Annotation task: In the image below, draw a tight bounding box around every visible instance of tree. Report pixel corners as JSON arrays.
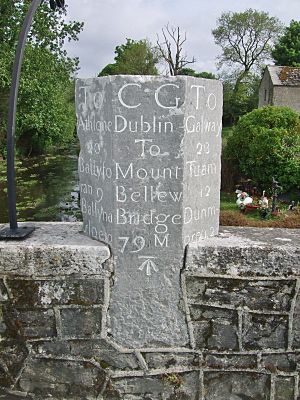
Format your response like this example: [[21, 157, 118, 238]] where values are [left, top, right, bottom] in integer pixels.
[[0, 0, 83, 155], [272, 20, 300, 67], [212, 9, 282, 125], [212, 9, 283, 77], [17, 45, 76, 155], [224, 106, 300, 191], [99, 39, 159, 76], [178, 68, 216, 79], [156, 24, 195, 76], [221, 70, 260, 125]]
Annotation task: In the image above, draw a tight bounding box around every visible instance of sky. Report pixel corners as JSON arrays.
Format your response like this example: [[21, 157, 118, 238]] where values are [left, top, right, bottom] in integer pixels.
[[64, 0, 300, 78]]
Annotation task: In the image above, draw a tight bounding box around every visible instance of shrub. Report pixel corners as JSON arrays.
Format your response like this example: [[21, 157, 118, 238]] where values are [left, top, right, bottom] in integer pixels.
[[224, 106, 300, 192]]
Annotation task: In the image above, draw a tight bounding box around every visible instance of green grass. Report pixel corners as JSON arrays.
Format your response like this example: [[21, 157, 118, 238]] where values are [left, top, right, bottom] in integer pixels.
[[220, 192, 237, 211], [220, 190, 300, 228]]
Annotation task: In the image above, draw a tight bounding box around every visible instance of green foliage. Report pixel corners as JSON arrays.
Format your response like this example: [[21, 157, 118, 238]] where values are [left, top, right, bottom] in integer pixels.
[[224, 106, 300, 191], [99, 38, 159, 76], [17, 46, 76, 154], [222, 71, 260, 125], [0, 0, 83, 156], [212, 9, 283, 73], [272, 20, 300, 67], [178, 68, 216, 79], [99, 63, 119, 76], [213, 9, 280, 126]]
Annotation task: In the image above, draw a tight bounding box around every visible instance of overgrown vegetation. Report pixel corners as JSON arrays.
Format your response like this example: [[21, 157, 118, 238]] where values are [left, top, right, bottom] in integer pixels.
[[220, 208, 300, 228], [0, 0, 83, 156], [224, 106, 300, 192]]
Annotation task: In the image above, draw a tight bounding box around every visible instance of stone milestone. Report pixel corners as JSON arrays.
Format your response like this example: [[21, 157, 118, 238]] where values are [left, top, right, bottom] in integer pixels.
[[76, 75, 222, 348]]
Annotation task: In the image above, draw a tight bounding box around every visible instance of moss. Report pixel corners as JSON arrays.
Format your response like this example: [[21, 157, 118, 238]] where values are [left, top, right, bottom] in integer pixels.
[[161, 373, 183, 387], [99, 360, 110, 369]]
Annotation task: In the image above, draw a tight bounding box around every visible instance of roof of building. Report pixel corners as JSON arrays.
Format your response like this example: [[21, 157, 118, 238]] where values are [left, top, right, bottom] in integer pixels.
[[266, 65, 300, 86]]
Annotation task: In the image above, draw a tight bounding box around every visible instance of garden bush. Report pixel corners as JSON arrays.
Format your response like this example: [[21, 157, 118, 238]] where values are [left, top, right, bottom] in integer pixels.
[[224, 106, 300, 192]]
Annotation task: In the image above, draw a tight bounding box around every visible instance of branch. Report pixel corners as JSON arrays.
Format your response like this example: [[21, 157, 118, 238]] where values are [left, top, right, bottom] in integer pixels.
[[157, 24, 195, 75]]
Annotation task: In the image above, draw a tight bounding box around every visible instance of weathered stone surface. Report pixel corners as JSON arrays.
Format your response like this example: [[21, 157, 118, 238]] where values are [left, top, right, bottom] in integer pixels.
[[104, 372, 199, 399], [204, 353, 257, 369], [189, 305, 239, 350], [60, 307, 102, 338], [0, 341, 28, 386], [0, 224, 299, 398], [274, 376, 295, 400], [261, 352, 300, 372], [186, 227, 300, 277], [18, 358, 106, 398], [0, 306, 6, 336], [292, 290, 300, 348], [76, 75, 222, 348], [242, 313, 288, 350], [185, 276, 296, 312], [7, 278, 105, 307], [203, 371, 271, 400], [104, 376, 173, 399], [0, 388, 33, 399], [3, 308, 56, 339], [0, 281, 8, 303], [30, 339, 140, 370], [143, 352, 198, 369], [0, 222, 110, 277]]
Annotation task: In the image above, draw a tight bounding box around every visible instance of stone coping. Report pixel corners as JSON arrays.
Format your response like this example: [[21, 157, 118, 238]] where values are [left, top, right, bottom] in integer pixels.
[[0, 223, 298, 277], [0, 222, 111, 277], [192, 226, 300, 248], [0, 222, 109, 249], [187, 226, 300, 277], [1, 223, 298, 249]]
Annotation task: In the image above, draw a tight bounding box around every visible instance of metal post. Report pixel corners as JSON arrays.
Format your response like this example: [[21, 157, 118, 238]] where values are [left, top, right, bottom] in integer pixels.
[[0, 0, 43, 239]]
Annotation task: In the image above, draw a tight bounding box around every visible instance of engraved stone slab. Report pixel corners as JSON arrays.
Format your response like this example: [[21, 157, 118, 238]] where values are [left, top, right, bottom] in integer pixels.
[[76, 75, 222, 348]]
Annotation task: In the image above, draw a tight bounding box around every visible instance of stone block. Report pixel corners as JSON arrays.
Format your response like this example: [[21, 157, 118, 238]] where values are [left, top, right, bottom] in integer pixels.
[[274, 376, 295, 400], [204, 353, 257, 369], [0, 223, 110, 277], [104, 376, 172, 398], [292, 290, 300, 348], [185, 276, 296, 312], [189, 305, 239, 350], [185, 227, 300, 277], [242, 313, 288, 350], [76, 75, 222, 348], [0, 341, 28, 386], [261, 352, 300, 372], [0, 306, 7, 336], [203, 371, 271, 400], [7, 278, 105, 307], [143, 352, 199, 369], [31, 339, 139, 370], [0, 280, 8, 302], [0, 388, 34, 399], [2, 307, 56, 339], [17, 358, 106, 398], [104, 372, 199, 399], [60, 307, 102, 338]]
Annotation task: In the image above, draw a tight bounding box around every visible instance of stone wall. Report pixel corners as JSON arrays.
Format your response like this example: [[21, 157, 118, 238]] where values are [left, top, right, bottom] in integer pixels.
[[0, 223, 299, 400], [273, 86, 300, 114]]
